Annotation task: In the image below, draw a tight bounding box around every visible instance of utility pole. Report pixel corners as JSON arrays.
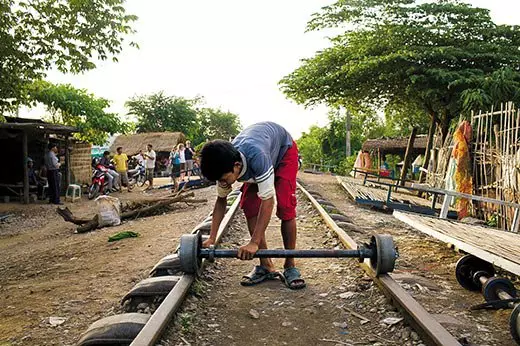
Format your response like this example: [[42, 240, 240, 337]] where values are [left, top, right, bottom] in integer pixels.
[[345, 109, 351, 157]]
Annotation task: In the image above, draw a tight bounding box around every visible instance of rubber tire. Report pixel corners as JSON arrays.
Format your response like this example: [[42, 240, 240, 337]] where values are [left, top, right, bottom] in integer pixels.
[[88, 184, 100, 200], [370, 234, 396, 276], [482, 277, 517, 302], [179, 233, 202, 275], [137, 174, 146, 187], [510, 304, 520, 345], [455, 254, 495, 291]]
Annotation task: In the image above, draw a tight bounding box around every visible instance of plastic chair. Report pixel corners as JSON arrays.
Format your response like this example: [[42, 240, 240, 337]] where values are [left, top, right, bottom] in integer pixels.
[[66, 184, 82, 202]]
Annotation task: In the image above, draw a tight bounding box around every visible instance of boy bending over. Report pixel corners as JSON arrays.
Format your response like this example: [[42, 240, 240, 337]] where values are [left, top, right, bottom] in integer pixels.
[[200, 122, 305, 289]]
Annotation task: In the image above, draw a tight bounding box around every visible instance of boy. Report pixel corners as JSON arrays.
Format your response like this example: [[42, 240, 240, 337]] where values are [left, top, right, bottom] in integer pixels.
[[143, 144, 156, 190], [200, 122, 305, 289]]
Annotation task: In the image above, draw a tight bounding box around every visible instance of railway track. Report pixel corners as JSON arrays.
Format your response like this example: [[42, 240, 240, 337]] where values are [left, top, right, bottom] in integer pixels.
[[76, 183, 462, 346]]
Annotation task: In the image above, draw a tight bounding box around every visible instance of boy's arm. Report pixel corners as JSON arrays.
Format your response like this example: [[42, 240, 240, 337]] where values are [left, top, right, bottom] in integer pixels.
[[202, 196, 227, 247]]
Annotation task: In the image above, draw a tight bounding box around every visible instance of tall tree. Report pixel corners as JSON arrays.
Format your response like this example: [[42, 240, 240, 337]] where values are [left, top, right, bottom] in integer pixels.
[[126, 92, 200, 135], [28, 80, 130, 145], [195, 108, 242, 142], [280, 0, 520, 139], [1, 0, 137, 111]]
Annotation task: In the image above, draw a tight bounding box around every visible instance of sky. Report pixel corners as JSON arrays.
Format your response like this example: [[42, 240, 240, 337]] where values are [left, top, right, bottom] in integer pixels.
[[22, 0, 520, 140]]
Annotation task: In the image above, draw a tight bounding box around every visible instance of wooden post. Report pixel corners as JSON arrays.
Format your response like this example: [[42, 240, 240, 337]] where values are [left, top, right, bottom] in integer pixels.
[[65, 138, 71, 188], [439, 195, 452, 219], [399, 127, 418, 186], [419, 115, 436, 183], [22, 131, 29, 204]]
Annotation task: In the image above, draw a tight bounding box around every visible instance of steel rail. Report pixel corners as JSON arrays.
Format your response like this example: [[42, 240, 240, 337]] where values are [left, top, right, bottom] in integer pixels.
[[300, 180, 461, 346], [130, 194, 241, 346]]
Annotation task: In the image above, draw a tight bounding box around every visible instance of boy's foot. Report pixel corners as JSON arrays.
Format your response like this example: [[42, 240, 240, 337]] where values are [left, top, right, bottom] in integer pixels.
[[282, 267, 306, 290], [240, 265, 280, 286]]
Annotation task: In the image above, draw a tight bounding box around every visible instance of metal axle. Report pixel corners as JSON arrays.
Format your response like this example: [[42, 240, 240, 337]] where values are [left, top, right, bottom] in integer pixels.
[[199, 248, 374, 259]]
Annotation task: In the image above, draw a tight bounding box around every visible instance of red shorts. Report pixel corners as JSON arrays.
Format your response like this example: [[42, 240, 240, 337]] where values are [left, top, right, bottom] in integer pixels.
[[240, 141, 298, 221]]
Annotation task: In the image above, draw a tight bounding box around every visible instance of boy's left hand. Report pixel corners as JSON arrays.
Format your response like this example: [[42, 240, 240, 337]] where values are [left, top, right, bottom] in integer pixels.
[[237, 241, 259, 260]]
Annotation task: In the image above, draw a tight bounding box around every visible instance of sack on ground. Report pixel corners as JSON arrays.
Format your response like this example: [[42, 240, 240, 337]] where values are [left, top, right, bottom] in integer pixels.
[[95, 195, 121, 227]]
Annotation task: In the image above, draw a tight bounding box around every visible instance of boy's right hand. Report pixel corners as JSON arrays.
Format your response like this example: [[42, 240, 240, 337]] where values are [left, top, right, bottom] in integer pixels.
[[202, 238, 215, 248]]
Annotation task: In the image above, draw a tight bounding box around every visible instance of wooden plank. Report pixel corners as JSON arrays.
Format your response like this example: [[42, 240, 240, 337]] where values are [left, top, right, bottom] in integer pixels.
[[305, 180, 461, 346], [394, 211, 520, 277], [400, 127, 418, 186], [130, 193, 242, 346]]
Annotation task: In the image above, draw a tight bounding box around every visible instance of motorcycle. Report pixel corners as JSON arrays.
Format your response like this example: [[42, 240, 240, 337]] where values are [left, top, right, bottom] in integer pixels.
[[129, 164, 146, 187], [88, 163, 108, 200]]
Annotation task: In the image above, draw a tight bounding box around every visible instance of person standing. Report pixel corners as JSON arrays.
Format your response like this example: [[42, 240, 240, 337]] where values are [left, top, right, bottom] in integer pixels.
[[169, 145, 181, 190], [113, 146, 132, 191], [144, 144, 156, 190], [45, 143, 62, 205], [178, 143, 186, 181], [185, 140, 195, 179]]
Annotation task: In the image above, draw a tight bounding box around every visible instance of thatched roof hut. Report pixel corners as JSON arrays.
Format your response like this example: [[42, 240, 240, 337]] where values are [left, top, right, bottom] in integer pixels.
[[362, 135, 427, 156], [110, 132, 185, 155]]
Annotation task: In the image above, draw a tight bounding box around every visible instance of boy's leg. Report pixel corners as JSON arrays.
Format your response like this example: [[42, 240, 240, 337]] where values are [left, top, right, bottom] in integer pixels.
[[241, 183, 275, 272], [281, 218, 297, 269]]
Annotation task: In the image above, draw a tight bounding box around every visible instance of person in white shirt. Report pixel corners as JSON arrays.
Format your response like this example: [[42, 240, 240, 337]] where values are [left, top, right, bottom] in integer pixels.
[[178, 143, 186, 181], [143, 144, 156, 190]]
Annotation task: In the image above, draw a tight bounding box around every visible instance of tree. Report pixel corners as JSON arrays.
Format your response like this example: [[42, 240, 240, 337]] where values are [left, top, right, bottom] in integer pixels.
[[297, 125, 326, 165], [126, 92, 200, 135], [28, 80, 130, 145], [195, 108, 242, 142], [280, 0, 520, 139], [0, 0, 137, 111]]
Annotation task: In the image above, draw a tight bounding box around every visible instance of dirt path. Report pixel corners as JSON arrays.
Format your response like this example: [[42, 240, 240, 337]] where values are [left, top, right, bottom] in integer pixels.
[[298, 173, 516, 346], [0, 186, 214, 346], [161, 190, 424, 346]]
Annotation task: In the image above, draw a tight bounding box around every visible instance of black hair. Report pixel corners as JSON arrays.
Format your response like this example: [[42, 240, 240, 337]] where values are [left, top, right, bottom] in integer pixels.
[[103, 151, 110, 156], [117, 147, 122, 151], [200, 140, 241, 181], [147, 144, 153, 148], [48, 143, 57, 150]]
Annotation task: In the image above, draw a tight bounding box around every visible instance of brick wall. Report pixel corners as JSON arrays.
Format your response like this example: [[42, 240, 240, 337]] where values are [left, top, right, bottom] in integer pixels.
[[70, 142, 92, 185]]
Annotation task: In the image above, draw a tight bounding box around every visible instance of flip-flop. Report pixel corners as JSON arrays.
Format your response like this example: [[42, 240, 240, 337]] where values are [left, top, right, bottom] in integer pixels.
[[283, 267, 306, 290], [240, 265, 280, 286]]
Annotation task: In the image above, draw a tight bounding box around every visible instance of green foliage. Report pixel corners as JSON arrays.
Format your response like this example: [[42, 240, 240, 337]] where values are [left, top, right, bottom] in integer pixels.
[[28, 80, 130, 145], [127, 92, 200, 135], [281, 0, 520, 136], [192, 108, 242, 143], [0, 0, 137, 111], [126, 92, 242, 146], [297, 125, 326, 165], [178, 312, 193, 333]]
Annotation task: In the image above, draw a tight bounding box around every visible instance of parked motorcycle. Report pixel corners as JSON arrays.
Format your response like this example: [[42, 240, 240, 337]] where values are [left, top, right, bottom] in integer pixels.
[[129, 164, 146, 187], [88, 163, 108, 200]]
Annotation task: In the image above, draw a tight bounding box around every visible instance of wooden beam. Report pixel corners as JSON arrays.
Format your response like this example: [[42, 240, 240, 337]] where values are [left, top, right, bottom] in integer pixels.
[[22, 131, 29, 204], [399, 127, 418, 186]]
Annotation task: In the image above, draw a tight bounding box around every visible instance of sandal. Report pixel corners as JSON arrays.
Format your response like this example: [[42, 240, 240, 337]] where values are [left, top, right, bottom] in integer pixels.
[[283, 267, 306, 290], [240, 265, 280, 286]]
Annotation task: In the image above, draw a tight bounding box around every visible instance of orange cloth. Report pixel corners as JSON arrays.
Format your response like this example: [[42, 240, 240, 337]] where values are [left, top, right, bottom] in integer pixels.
[[452, 121, 473, 219]]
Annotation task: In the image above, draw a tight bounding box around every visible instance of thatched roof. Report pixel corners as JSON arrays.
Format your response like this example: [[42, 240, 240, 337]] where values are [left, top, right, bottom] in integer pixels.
[[362, 135, 428, 155], [110, 132, 185, 155], [1, 116, 77, 134]]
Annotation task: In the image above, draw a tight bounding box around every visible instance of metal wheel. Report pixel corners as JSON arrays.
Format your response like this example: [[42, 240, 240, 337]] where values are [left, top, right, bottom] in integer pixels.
[[510, 304, 520, 345], [482, 277, 517, 302], [455, 254, 495, 291], [370, 234, 397, 276], [88, 184, 100, 200], [179, 233, 202, 275]]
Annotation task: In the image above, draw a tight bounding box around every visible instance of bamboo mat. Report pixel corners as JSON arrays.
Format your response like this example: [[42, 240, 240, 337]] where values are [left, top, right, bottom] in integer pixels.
[[394, 211, 520, 276]]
